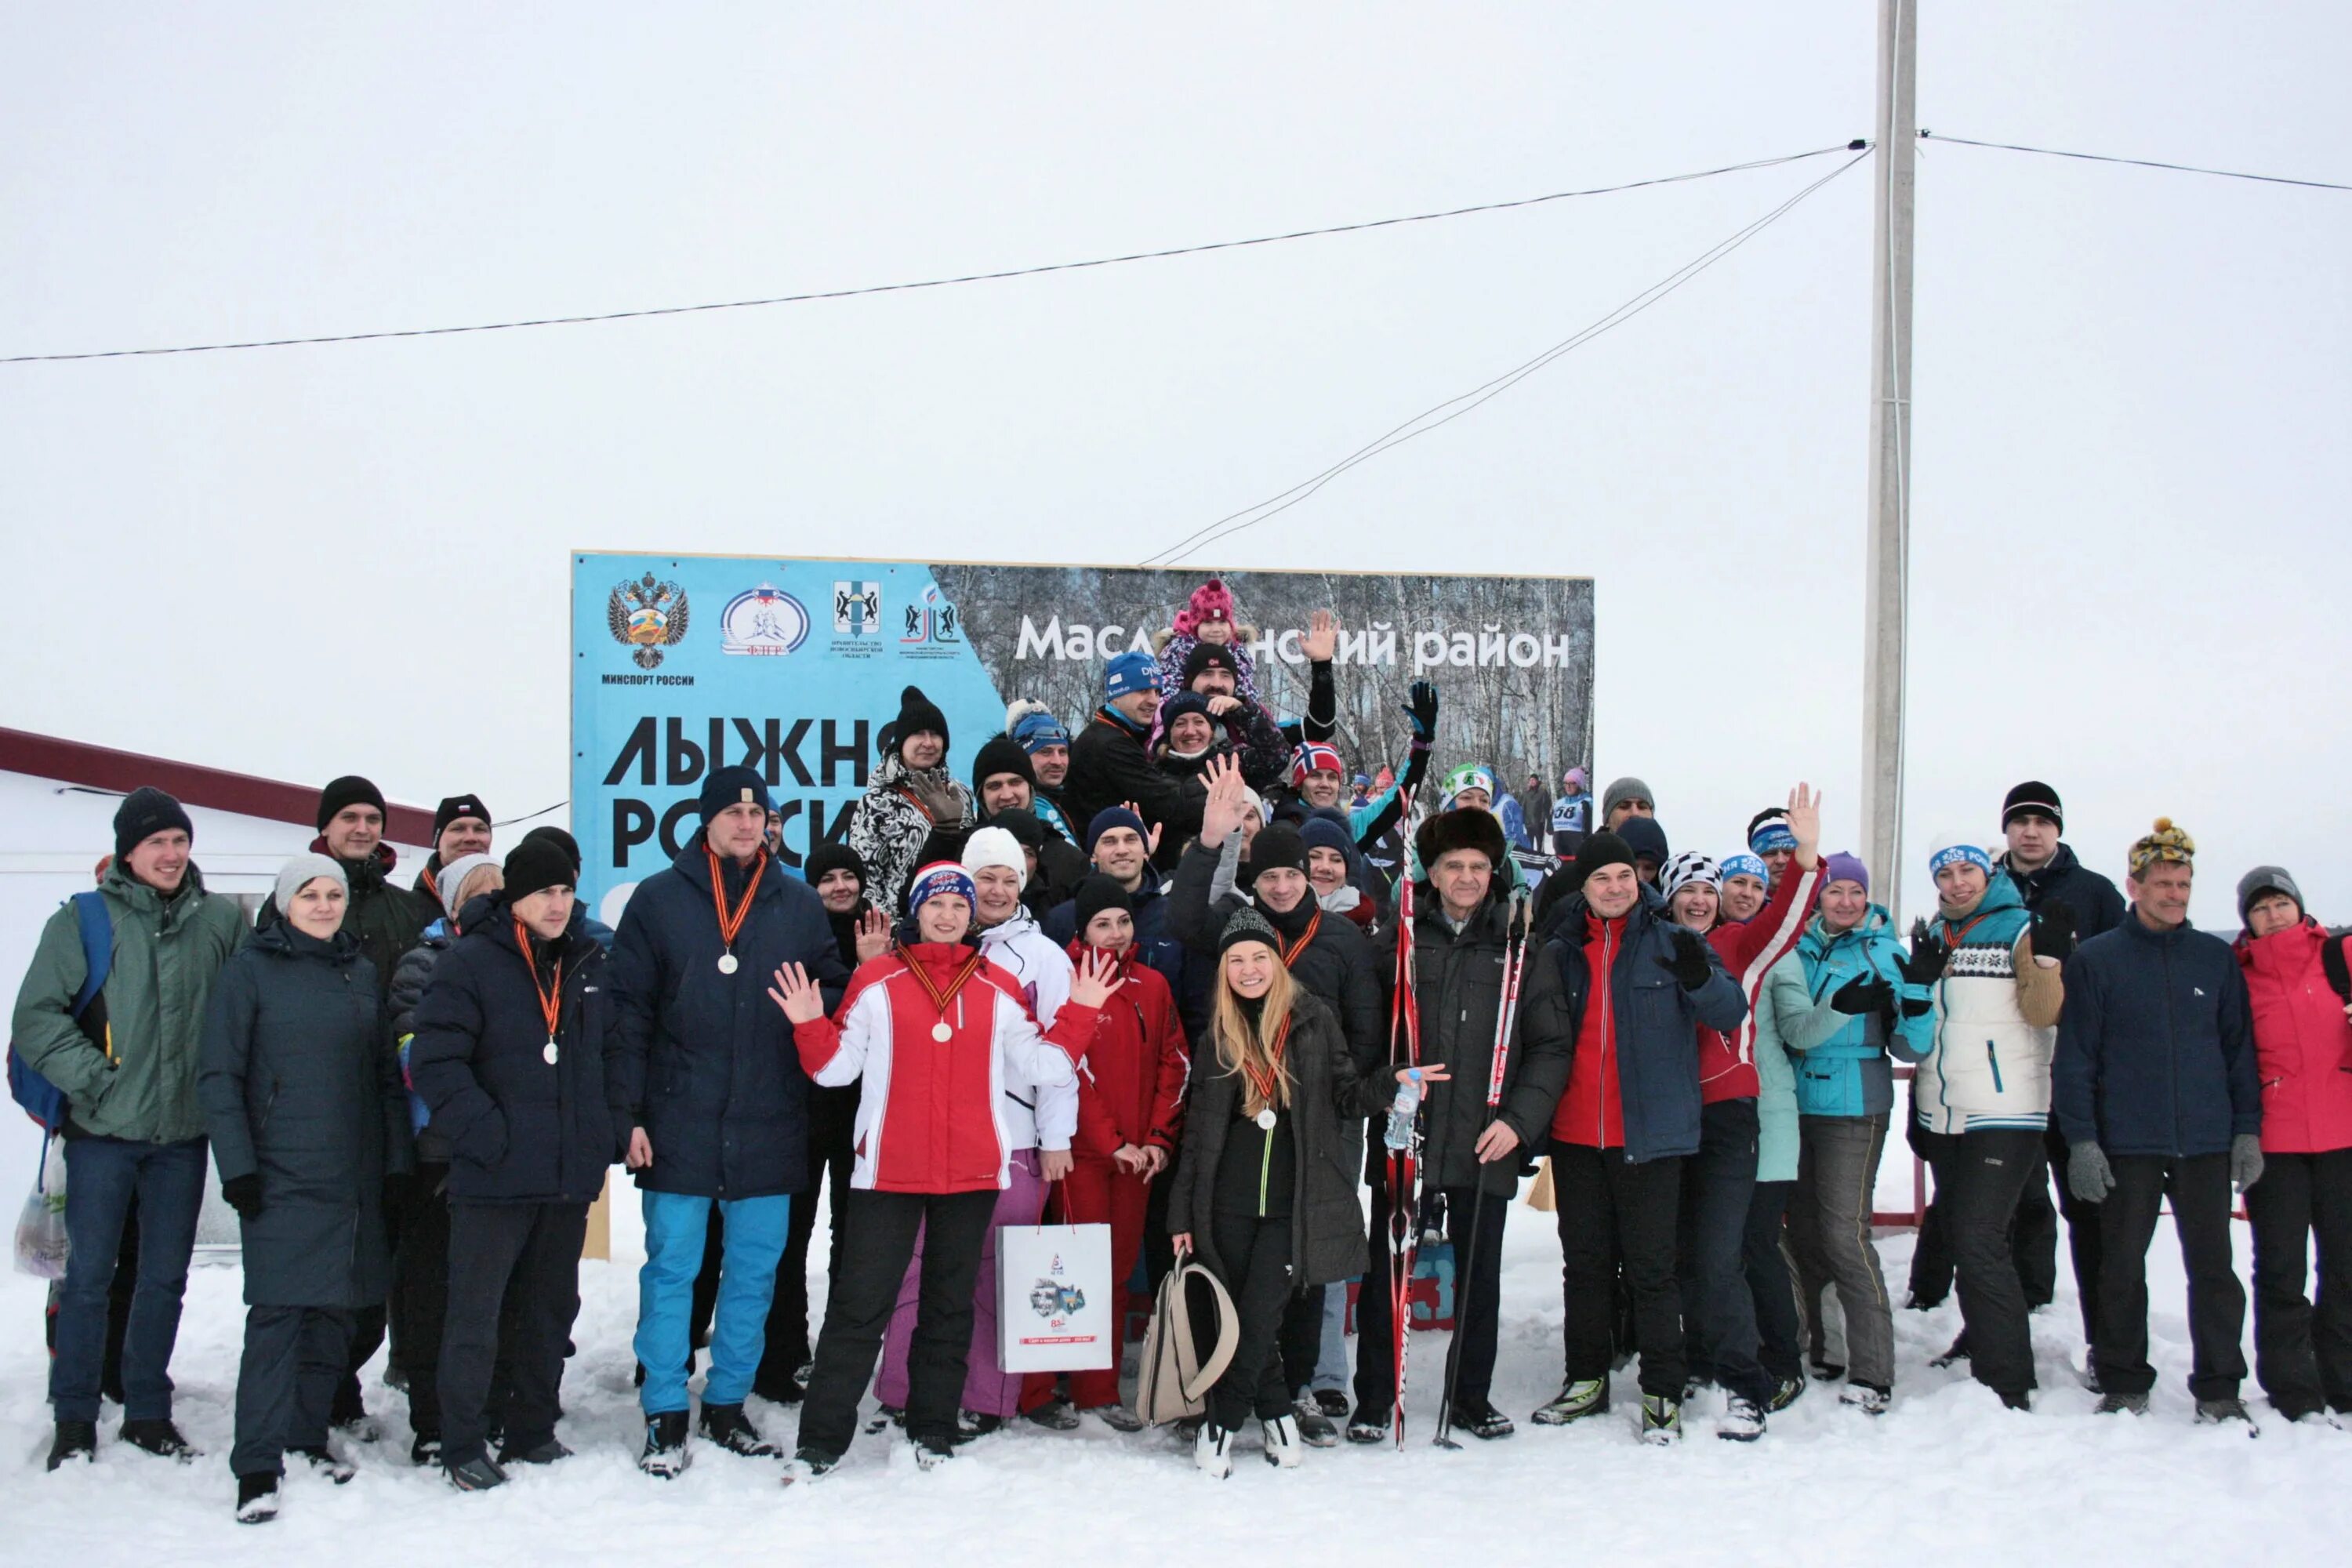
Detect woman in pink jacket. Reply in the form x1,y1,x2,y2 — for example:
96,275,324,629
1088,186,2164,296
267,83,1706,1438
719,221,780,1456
2234,866,2352,1423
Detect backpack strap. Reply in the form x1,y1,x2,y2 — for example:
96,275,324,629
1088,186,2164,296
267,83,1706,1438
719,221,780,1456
70,891,114,1021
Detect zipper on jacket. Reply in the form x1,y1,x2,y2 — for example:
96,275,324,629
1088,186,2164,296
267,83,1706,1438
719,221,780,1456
1986,1040,2005,1094
1258,1117,1274,1217
1597,921,1616,1145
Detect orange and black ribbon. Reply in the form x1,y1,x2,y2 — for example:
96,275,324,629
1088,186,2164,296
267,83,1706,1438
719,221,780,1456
514,918,564,1044
1277,909,1321,969
898,945,989,1035
706,846,768,952
1240,1014,1294,1111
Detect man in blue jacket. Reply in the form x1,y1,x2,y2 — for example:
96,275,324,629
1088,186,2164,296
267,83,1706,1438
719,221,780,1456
2054,818,2262,1425
608,765,849,1475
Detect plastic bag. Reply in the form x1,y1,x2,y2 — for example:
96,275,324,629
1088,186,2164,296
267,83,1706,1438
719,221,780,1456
14,1136,69,1279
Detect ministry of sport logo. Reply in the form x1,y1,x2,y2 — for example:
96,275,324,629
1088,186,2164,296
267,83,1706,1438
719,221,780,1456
607,572,691,669
833,580,882,637
719,584,810,656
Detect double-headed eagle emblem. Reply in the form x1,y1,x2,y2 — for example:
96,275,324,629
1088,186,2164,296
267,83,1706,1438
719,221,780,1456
608,572,691,669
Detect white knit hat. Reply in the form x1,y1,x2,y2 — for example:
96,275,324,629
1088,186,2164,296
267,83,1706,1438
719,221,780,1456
961,825,1028,891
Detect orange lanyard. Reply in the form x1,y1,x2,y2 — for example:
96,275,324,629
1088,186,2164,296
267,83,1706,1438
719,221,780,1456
1241,1015,1293,1109
899,945,989,1042
707,847,767,955
514,919,564,1050
1277,909,1321,968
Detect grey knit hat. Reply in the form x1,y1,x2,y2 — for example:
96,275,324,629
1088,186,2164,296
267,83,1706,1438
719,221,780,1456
274,852,347,913
1218,906,1282,957
1601,775,1654,822
2237,865,2304,925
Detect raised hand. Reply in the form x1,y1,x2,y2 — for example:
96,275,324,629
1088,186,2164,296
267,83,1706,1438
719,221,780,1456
1068,947,1120,1010
1301,609,1338,664
1831,974,1894,1016
1786,782,1821,863
1403,680,1439,744
1120,798,1167,856
855,907,892,963
1196,760,1250,844
1900,920,1950,986
2030,902,2078,964
768,961,827,1023
1656,927,1714,991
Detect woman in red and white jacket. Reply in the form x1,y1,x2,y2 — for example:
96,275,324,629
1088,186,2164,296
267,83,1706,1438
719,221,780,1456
1021,875,1189,1428
772,862,1114,1475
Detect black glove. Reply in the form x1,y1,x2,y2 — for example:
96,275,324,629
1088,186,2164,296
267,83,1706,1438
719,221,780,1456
1899,919,1949,986
2322,933,2350,1007
2030,901,2077,964
1656,927,1713,992
1831,975,1895,1016
221,1173,263,1219
1403,680,1439,744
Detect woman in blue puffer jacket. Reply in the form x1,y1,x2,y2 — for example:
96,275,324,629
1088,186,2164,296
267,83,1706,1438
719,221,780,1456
1773,852,1932,1411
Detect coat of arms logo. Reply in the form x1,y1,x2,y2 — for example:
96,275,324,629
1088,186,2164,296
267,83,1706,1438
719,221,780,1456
608,572,691,669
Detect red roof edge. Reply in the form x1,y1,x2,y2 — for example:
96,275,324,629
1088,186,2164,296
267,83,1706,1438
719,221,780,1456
0,727,437,846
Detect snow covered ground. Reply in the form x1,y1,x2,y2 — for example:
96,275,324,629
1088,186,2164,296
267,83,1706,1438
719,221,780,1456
5,1191,2331,1567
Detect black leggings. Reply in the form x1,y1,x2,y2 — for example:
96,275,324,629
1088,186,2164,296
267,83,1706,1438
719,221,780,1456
1207,1210,1295,1432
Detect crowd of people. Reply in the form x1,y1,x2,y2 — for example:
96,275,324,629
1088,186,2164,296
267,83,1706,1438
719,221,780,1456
11,578,2348,1518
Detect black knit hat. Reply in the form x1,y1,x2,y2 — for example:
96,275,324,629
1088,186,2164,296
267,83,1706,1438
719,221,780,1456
804,839,867,891
433,793,492,837
1617,815,1669,869
1250,823,1308,881
315,774,387,833
1073,873,1134,937
2002,780,2063,833
113,786,193,861
1218,905,1281,956
1573,830,1639,888
971,735,1035,793
1160,691,1214,731
519,825,583,875
503,836,575,903
893,685,950,754
1415,808,1507,872
698,764,774,821
988,807,1048,849
1182,641,1242,687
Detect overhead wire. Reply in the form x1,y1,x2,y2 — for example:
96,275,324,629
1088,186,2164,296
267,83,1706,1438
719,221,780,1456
1918,131,2352,192
1142,146,1874,568
0,142,1864,365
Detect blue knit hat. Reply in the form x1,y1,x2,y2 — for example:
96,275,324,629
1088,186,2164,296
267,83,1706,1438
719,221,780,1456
906,861,977,915
1086,805,1149,854
1104,651,1156,699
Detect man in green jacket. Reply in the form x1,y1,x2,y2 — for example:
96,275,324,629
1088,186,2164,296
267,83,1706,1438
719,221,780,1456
12,787,248,1469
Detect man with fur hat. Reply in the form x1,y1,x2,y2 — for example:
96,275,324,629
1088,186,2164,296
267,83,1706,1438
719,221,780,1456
849,686,976,917
1348,806,1574,1443
2056,818,2263,1425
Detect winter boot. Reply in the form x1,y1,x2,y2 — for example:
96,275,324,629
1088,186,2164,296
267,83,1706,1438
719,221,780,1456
1838,1382,1890,1417
1998,1389,2033,1412
1531,1377,1610,1426
1717,1395,1765,1442
1344,1405,1389,1444
445,1455,508,1491
865,1403,906,1436
1290,1398,1339,1448
1454,1398,1515,1440
1639,1395,1682,1444
2195,1397,2257,1435
1261,1413,1304,1468
1809,1357,1846,1381
118,1417,199,1461
1023,1398,1081,1431
46,1419,97,1471
499,1438,573,1465
956,1409,1004,1442
1768,1376,1806,1413
1193,1421,1234,1479
1929,1334,1969,1370
782,1447,840,1485
2094,1392,2150,1417
638,1410,691,1477
289,1446,355,1483
409,1432,443,1467
234,1472,280,1524
1085,1403,1145,1433
913,1432,956,1470
1312,1388,1350,1419
698,1402,776,1457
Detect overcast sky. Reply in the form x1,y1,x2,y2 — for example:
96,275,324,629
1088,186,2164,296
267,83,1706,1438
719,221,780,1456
5,2,2345,927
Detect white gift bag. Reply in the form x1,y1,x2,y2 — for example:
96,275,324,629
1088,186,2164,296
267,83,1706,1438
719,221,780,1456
996,1221,1115,1373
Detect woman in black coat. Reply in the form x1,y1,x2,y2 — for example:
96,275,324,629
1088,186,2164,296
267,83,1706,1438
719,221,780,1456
1167,907,1429,1477
200,854,409,1523
409,837,625,1490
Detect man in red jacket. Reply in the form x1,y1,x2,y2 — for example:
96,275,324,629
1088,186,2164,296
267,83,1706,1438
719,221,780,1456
2235,865,2352,1422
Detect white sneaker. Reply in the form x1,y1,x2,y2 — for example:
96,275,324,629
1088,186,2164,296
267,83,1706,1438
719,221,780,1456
1193,1422,1233,1479
1838,1384,1890,1417
1261,1414,1304,1468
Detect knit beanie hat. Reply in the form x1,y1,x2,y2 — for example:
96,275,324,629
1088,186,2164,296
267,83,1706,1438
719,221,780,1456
1250,824,1308,881
906,860,978,916
1073,873,1134,936
1928,835,1994,879
274,851,347,912
1720,853,1768,887
1160,691,1214,733
1659,851,1719,900
435,851,501,918
113,786,194,861
1600,776,1654,822
1617,815,1669,869
1442,763,1498,802
1086,805,1149,855
1292,742,1345,784
520,825,583,875
2128,818,2196,877
433,793,492,837
971,735,1036,793
503,837,575,903
892,685,950,752
2002,780,2064,833
1747,810,1797,855
988,808,1048,851
1104,651,1156,699
2237,865,2304,924
1181,640,1242,688
1218,904,1280,957
1563,767,1588,791
1822,851,1870,895
804,838,868,891
1174,578,1236,639
1300,816,1353,859
1005,700,1071,753
315,775,387,833
699,764,774,821
961,826,1028,891
1573,831,1637,889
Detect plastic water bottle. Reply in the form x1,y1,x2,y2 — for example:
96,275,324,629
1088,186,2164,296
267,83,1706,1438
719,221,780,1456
1384,1069,1423,1150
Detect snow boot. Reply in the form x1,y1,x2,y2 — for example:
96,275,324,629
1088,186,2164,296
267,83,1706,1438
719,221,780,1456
866,1403,905,1436
913,1433,956,1470
638,1410,691,1477
1193,1421,1234,1479
956,1410,1004,1442
1344,1406,1389,1444
410,1432,443,1467
2094,1392,2150,1417
1312,1388,1350,1419
699,1402,776,1457
118,1417,199,1461
1261,1414,1304,1468
1838,1383,1890,1417
1929,1334,1969,1370
445,1455,508,1491
1023,1398,1081,1431
1809,1357,1846,1381
1718,1396,1766,1442
1086,1403,1146,1433
1998,1389,2032,1412
2195,1397,2257,1436
46,1419,97,1471
1454,1398,1515,1440
290,1446,355,1483
500,1438,572,1465
234,1472,280,1524
1768,1376,1805,1413
1639,1395,1682,1444
1290,1399,1339,1448
782,1447,840,1485
1531,1377,1610,1426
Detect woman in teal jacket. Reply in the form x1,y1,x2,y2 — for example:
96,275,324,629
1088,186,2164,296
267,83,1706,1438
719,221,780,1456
1774,854,1931,1409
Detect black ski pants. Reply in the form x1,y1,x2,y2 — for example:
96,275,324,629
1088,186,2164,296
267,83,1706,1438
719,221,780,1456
2095,1153,2245,1400
1552,1142,1684,1399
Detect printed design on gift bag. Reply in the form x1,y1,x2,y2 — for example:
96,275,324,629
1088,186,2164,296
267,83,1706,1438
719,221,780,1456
1024,1250,1090,1338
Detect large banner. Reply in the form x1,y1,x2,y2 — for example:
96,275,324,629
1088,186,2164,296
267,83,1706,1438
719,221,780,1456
571,554,1592,921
